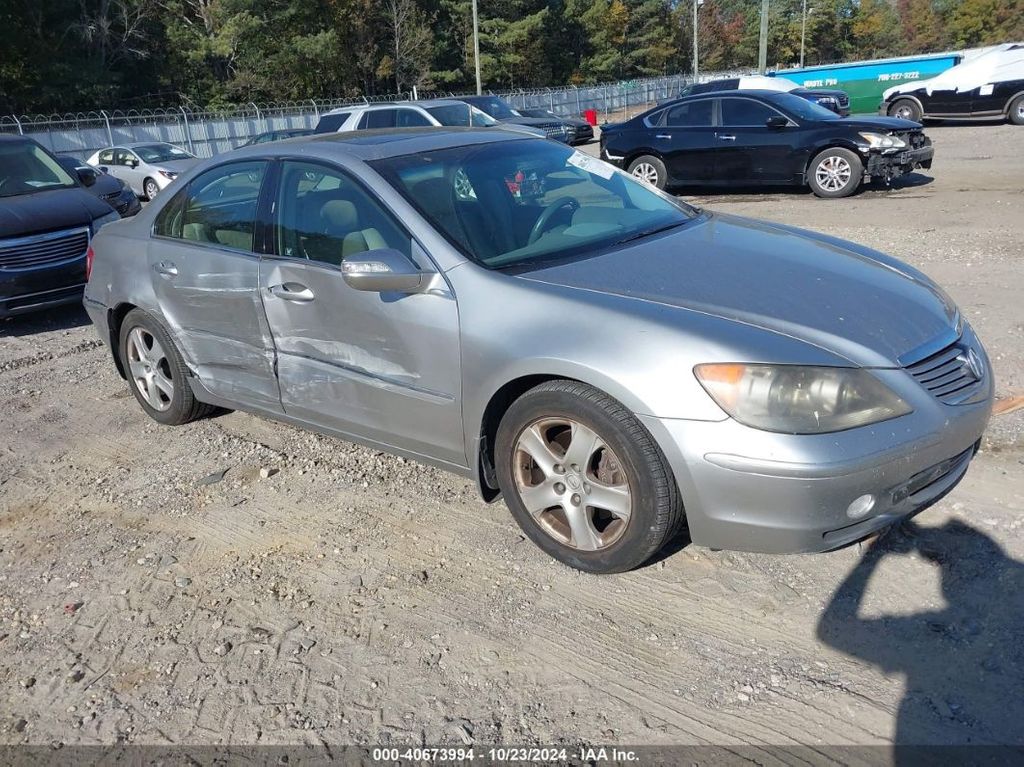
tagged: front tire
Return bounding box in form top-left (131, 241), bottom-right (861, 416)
top-left (495, 380), bottom-right (683, 574)
top-left (627, 155), bottom-right (667, 190)
top-left (118, 309), bottom-right (213, 426)
top-left (143, 177), bottom-right (160, 200)
top-left (1008, 94), bottom-right (1024, 126)
top-left (888, 98), bottom-right (922, 122)
top-left (808, 148), bottom-right (863, 198)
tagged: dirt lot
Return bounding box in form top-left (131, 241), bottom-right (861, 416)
top-left (1, 123), bottom-right (1022, 749)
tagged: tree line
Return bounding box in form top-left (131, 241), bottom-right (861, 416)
top-left (1, 0), bottom-right (1021, 115)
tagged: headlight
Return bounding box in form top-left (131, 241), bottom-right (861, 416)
top-left (694, 364), bottom-right (911, 434)
top-left (158, 170), bottom-right (177, 180)
top-left (858, 131), bottom-right (907, 149)
top-left (92, 210), bottom-right (121, 232)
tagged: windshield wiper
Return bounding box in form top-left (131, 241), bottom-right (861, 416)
top-left (614, 220), bottom-right (687, 246)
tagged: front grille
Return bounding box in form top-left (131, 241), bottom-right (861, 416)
top-left (538, 122), bottom-right (568, 139)
top-left (838, 95), bottom-right (850, 108)
top-left (905, 340), bottom-right (984, 405)
top-left (0, 227), bottom-right (90, 271)
top-left (101, 191), bottom-right (130, 215)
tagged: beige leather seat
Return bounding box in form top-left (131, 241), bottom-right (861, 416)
top-left (320, 199), bottom-right (387, 261)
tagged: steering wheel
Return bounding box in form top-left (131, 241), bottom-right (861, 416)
top-left (527, 196), bottom-right (580, 245)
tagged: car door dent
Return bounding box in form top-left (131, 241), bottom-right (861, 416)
top-left (277, 350), bottom-right (455, 404)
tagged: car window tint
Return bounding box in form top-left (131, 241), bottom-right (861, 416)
top-left (665, 100), bottom-right (713, 127)
top-left (153, 189), bottom-right (187, 238)
top-left (720, 98), bottom-right (780, 126)
top-left (314, 112), bottom-right (350, 133)
top-left (395, 109), bottom-right (432, 127)
top-left (275, 161), bottom-right (411, 267)
top-left (360, 109), bottom-right (397, 129)
top-left (171, 161), bottom-right (267, 252)
top-left (114, 150), bottom-right (133, 166)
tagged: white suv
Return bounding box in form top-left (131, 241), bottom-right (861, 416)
top-left (313, 99), bottom-right (547, 139)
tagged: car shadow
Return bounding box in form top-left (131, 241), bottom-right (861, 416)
top-left (674, 172), bottom-right (934, 202)
top-left (0, 304), bottom-right (91, 337)
top-left (817, 520), bottom-right (1024, 751)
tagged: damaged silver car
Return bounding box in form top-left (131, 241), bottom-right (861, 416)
top-left (84, 129), bottom-right (993, 573)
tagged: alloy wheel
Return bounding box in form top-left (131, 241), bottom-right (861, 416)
top-left (513, 417), bottom-right (632, 551)
top-left (631, 162), bottom-right (660, 186)
top-left (815, 155), bottom-right (852, 193)
top-left (145, 180), bottom-right (159, 199)
top-left (126, 327), bottom-right (174, 411)
top-left (895, 105), bottom-right (915, 120)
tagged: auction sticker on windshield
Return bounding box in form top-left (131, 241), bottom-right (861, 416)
top-left (567, 150), bottom-right (615, 180)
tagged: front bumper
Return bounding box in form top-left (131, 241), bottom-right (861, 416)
top-left (1, 258), bottom-right (88, 318)
top-left (640, 338), bottom-right (992, 554)
top-left (865, 142), bottom-right (934, 179)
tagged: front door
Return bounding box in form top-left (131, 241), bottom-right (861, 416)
top-left (259, 159), bottom-right (465, 466)
top-left (116, 149), bottom-right (145, 195)
top-left (147, 159), bottom-right (281, 411)
top-left (714, 97), bottom-right (802, 184)
top-left (658, 98), bottom-right (717, 184)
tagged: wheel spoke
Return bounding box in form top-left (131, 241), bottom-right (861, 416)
top-left (564, 504), bottom-right (602, 551)
top-left (148, 337), bottom-right (166, 364)
top-left (587, 481), bottom-right (631, 520)
top-left (128, 359), bottom-right (147, 380)
top-left (153, 370), bottom-right (174, 398)
top-left (517, 425), bottom-right (561, 477)
top-left (563, 422), bottom-right (603, 472)
top-left (144, 376), bottom-right (162, 405)
top-left (129, 328), bottom-right (149, 362)
top-left (519, 481), bottom-right (560, 516)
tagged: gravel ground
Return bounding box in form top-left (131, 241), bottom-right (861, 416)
top-left (1, 123), bottom-right (1022, 749)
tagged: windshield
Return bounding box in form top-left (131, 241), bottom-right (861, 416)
top-left (0, 140), bottom-right (77, 198)
top-left (370, 140), bottom-right (697, 269)
top-left (771, 92), bottom-right (841, 121)
top-left (467, 97), bottom-right (519, 120)
top-left (426, 104), bottom-right (498, 127)
top-left (134, 144), bottom-right (193, 163)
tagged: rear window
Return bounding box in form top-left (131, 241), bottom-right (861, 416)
top-left (314, 112), bottom-right (350, 133)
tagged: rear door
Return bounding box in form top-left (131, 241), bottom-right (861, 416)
top-left (715, 96), bottom-right (803, 184)
top-left (147, 159), bottom-right (281, 411)
top-left (657, 98), bottom-right (717, 184)
top-left (258, 159), bottom-right (465, 464)
top-left (358, 109), bottom-right (398, 130)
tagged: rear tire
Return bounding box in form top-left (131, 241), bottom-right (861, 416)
top-left (627, 155), bottom-right (667, 190)
top-left (888, 98), bottom-right (922, 122)
top-left (808, 147), bottom-right (863, 199)
top-left (495, 380), bottom-right (683, 574)
top-left (118, 309), bottom-right (213, 426)
top-left (1008, 94), bottom-right (1024, 126)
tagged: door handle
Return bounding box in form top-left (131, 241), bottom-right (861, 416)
top-left (717, 134), bottom-right (737, 141)
top-left (269, 283), bottom-right (315, 303)
top-left (153, 261), bottom-right (178, 277)
top-left (655, 133), bottom-right (672, 140)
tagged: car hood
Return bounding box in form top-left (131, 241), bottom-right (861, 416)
top-left (151, 158), bottom-right (198, 174)
top-left (837, 116), bottom-right (922, 131)
top-left (0, 187), bottom-right (111, 239)
top-left (518, 213), bottom-right (957, 367)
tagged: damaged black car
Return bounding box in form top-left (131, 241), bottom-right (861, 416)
top-left (600, 90), bottom-right (934, 198)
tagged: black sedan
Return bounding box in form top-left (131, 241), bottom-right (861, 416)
top-left (56, 156), bottom-right (141, 217)
top-left (517, 109), bottom-right (595, 144)
top-left (600, 91), bottom-right (934, 198)
top-left (667, 76), bottom-right (852, 117)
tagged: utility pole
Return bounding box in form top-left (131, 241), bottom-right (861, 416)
top-left (692, 0), bottom-right (699, 79)
top-left (800, 0), bottom-right (809, 69)
top-left (758, 0), bottom-right (769, 74)
top-left (472, 0), bottom-right (482, 95)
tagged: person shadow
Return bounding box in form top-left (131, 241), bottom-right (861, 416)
top-left (817, 520), bottom-right (1024, 757)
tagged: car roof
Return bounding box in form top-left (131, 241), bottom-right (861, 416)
top-left (0, 134), bottom-right (34, 144)
top-left (323, 99), bottom-right (470, 116)
top-left (232, 126), bottom-right (531, 161)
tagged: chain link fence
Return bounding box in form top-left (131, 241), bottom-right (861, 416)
top-left (0, 71), bottom-right (750, 161)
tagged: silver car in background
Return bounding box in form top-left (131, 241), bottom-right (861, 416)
top-left (314, 99), bottom-right (548, 140)
top-left (83, 128), bottom-right (992, 573)
top-left (86, 142), bottom-right (198, 200)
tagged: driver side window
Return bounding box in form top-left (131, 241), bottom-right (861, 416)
top-left (275, 161), bottom-right (412, 267)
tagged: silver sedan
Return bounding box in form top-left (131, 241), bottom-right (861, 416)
top-left (83, 129), bottom-right (992, 573)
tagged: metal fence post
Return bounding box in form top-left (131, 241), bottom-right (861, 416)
top-left (179, 107), bottom-right (195, 154)
top-left (310, 99), bottom-right (319, 120)
top-left (11, 115), bottom-right (24, 135)
top-left (99, 110), bottom-right (113, 145)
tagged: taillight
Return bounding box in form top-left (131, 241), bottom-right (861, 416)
top-left (86, 245), bottom-right (95, 281)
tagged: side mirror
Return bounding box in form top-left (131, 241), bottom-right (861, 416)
top-left (127, 158), bottom-right (139, 168)
top-left (76, 167), bottom-right (98, 187)
top-left (766, 115), bottom-right (789, 129)
top-left (341, 248), bottom-right (430, 293)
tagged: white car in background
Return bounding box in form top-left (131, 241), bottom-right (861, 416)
top-left (313, 99), bottom-right (547, 139)
top-left (86, 142), bottom-right (199, 200)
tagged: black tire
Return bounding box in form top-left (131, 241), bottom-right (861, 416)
top-left (495, 380), bottom-right (683, 574)
top-left (888, 98), bottom-right (922, 122)
top-left (807, 147), bottom-right (863, 199)
top-left (143, 177), bottom-right (159, 200)
top-left (1008, 94), bottom-right (1024, 126)
top-left (118, 309), bottom-right (213, 426)
top-left (627, 155), bottom-right (668, 190)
